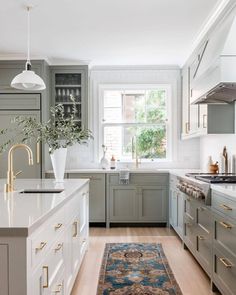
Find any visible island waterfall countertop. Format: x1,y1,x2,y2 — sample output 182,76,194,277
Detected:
0,178,89,237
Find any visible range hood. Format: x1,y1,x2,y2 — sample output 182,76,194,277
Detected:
191,12,236,104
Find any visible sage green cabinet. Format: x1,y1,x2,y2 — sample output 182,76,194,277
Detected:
0,94,42,178
138,186,167,222
107,173,168,226
68,173,106,223
50,66,88,128
109,185,137,221
169,175,184,238
183,195,212,277
211,189,236,295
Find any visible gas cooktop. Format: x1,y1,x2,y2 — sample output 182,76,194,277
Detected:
186,173,236,183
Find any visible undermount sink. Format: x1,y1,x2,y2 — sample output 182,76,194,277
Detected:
19,189,64,194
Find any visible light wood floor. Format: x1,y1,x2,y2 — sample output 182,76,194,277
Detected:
71,227,217,295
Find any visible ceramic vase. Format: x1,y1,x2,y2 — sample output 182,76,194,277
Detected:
100,151,109,169
50,148,67,182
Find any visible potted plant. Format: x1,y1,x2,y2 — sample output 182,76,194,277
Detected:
15,95,92,182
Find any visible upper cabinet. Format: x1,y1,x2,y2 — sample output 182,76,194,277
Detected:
181,11,236,139
50,66,88,128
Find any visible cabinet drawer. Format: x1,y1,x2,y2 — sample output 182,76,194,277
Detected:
214,213,236,256
213,245,236,295
184,196,196,221
184,216,197,250
212,191,236,220
108,173,168,185
30,207,65,269
196,227,212,275
196,205,212,233
0,93,40,109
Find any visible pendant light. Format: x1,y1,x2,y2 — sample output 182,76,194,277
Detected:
11,6,46,91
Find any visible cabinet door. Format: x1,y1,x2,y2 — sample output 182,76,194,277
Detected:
138,186,167,222
181,66,189,136
0,110,42,178
69,173,106,222
176,192,184,237
109,186,137,221
0,245,9,295
169,188,178,228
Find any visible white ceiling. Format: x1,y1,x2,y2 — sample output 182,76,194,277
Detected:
0,0,225,66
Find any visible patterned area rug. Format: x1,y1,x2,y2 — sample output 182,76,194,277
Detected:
97,243,183,295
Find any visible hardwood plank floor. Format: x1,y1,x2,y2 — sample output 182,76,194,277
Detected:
71,227,217,295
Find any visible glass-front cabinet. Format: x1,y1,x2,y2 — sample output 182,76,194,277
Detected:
50,66,88,128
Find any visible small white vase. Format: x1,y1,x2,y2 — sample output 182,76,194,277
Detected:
100,152,109,169
50,148,67,182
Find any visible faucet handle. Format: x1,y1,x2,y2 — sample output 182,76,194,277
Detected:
14,170,22,179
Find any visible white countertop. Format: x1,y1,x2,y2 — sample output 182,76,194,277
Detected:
0,179,89,237
211,184,236,200
46,168,200,175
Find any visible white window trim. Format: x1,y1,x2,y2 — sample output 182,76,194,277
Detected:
98,84,172,163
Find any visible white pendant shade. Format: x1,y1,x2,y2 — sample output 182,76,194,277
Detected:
11,69,46,90
11,6,46,91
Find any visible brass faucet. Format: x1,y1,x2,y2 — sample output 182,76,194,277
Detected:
132,136,141,168
4,144,34,192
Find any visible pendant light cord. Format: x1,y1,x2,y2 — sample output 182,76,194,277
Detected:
26,6,31,70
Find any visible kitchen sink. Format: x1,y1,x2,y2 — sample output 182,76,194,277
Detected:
19,189,64,194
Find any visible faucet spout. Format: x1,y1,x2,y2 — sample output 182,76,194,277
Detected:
5,143,34,192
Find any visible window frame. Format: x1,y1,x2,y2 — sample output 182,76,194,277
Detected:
98,84,172,163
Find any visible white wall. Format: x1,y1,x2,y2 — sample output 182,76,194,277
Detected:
64,66,200,169
200,134,236,172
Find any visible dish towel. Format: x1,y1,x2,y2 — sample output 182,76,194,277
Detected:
119,169,130,184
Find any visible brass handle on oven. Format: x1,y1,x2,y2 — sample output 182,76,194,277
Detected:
52,283,63,293
220,204,233,211
54,243,63,252
203,114,207,128
36,142,40,164
42,266,49,288
73,221,78,237
219,257,233,268
54,223,63,230
219,221,232,229
35,242,47,252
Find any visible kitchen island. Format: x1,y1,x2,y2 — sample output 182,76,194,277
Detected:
0,179,89,295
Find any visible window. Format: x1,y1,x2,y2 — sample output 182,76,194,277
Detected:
100,85,171,162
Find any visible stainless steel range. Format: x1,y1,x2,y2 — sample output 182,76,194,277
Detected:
177,176,211,204
177,173,236,205
185,172,236,183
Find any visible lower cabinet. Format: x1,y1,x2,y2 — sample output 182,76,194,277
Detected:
67,173,106,223
212,209,236,295
169,175,184,238
183,194,212,277
107,173,168,226
0,183,89,295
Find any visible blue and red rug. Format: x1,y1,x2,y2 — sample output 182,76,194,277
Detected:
97,243,182,295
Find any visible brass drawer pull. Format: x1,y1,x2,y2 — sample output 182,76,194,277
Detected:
219,221,232,229
73,221,78,237
186,222,192,227
42,266,49,288
54,223,63,230
54,243,63,252
220,204,233,211
53,283,63,293
219,257,233,268
198,235,205,240
35,242,47,252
